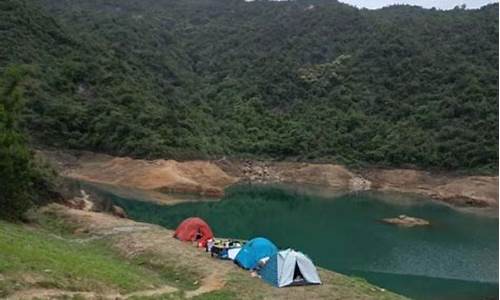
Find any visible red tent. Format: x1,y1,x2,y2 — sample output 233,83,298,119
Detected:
173,217,214,247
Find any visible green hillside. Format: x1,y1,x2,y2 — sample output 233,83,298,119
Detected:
2,0,498,170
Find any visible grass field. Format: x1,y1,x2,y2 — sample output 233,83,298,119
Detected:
0,221,171,297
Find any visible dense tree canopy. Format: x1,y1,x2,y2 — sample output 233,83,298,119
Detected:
1,0,498,171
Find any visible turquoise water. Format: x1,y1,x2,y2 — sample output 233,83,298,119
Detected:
85,183,499,300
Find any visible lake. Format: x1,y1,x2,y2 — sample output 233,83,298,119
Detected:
83,182,499,300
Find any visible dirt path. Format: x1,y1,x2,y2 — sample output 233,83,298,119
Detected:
7,285,179,300
185,272,226,298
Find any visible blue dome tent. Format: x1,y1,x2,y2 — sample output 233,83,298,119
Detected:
234,237,278,269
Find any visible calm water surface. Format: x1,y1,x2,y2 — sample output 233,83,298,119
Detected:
84,183,499,300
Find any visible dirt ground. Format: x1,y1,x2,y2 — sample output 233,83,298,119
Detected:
39,150,498,207
40,150,238,198
15,204,406,300
360,169,498,207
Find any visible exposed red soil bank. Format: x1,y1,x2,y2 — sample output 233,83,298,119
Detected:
40,150,498,207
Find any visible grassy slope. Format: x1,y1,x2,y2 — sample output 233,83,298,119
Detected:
0,207,407,299
0,221,167,297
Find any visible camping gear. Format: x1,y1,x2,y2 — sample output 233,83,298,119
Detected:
234,237,278,269
173,217,214,247
227,247,241,260
260,249,321,287
206,238,215,252
209,239,246,260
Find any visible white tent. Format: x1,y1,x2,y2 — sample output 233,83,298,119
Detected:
260,249,321,287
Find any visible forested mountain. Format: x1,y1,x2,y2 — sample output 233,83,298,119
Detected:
1,0,498,171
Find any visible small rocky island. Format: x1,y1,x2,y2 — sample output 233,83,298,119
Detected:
382,215,430,227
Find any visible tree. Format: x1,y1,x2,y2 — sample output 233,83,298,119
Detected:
0,66,41,220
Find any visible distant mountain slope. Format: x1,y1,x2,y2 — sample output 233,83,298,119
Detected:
2,0,498,170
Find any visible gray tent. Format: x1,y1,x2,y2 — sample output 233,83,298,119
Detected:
260,249,321,287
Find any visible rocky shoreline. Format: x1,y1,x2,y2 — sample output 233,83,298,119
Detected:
39,150,498,208
216,159,498,208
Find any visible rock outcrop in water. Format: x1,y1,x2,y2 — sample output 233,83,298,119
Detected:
111,205,127,218
382,215,430,227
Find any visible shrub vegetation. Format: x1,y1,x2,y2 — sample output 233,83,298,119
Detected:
1,0,498,171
